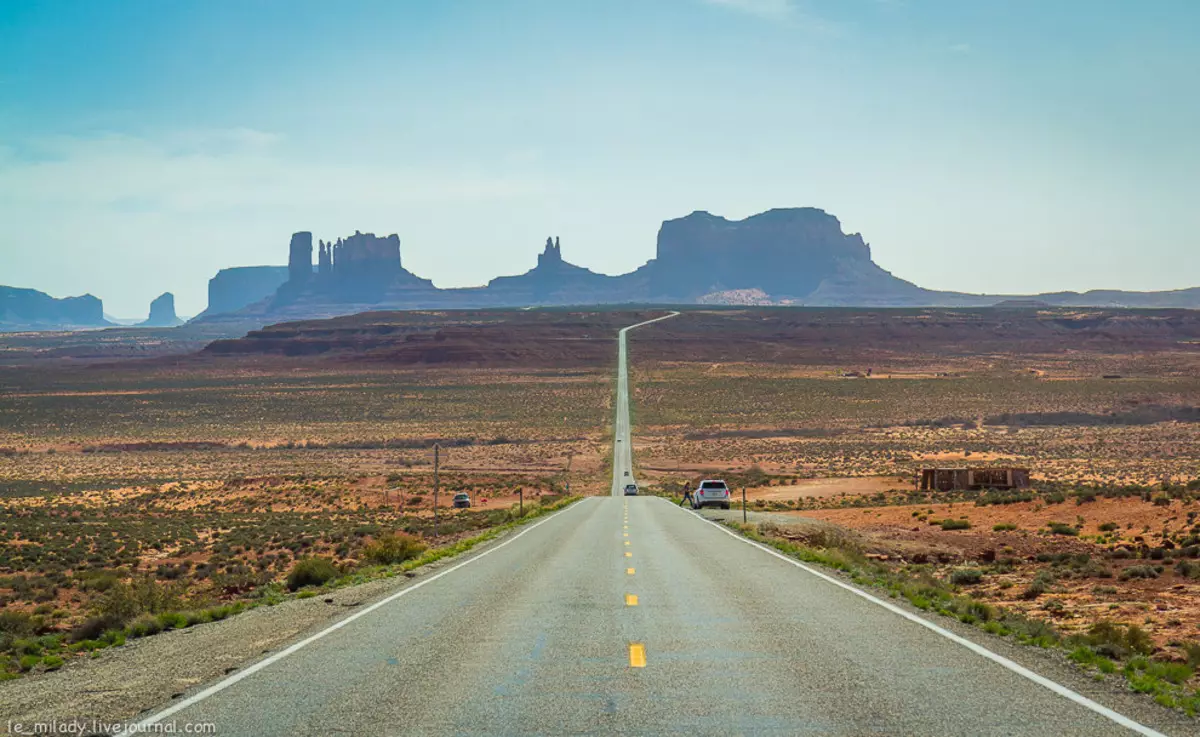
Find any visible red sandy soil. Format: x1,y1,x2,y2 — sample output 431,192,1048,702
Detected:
797,496,1196,544
745,476,908,501
788,496,1200,645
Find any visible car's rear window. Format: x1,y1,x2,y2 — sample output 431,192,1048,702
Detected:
700,481,727,489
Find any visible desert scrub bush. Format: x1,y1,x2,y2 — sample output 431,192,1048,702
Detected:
949,568,984,586
0,611,37,639
1069,646,1118,674
939,518,971,531
363,533,428,565
1119,564,1160,581
1098,522,1120,532
126,614,163,638
286,557,339,591
1046,522,1078,536
1077,621,1156,659
1021,569,1057,600
992,523,1018,532
1175,560,1200,579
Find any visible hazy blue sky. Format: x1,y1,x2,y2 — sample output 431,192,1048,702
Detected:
2,0,1198,316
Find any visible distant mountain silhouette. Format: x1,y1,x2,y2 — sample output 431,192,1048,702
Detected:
0,286,109,332
14,206,1183,331
196,266,290,320
191,210,1200,324
140,292,183,327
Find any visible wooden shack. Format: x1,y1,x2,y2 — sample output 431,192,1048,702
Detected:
920,467,1030,491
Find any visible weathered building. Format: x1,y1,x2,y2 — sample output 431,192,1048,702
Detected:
920,467,1031,491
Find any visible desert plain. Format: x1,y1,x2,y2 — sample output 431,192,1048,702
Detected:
2,306,1199,712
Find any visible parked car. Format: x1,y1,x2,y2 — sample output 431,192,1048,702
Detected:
623,483,638,496
692,479,730,509
452,492,471,508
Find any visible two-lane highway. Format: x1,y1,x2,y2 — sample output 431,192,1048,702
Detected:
611,312,679,496
127,314,1186,736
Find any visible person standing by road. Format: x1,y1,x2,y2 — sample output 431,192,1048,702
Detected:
680,481,694,507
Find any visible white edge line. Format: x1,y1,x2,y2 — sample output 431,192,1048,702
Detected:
664,499,1169,737
121,498,594,733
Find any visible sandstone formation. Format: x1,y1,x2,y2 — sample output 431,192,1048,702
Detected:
200,266,290,319
192,209,1200,326
140,292,183,327
650,208,922,302
287,232,314,284
466,236,645,306
268,231,436,315
0,286,108,331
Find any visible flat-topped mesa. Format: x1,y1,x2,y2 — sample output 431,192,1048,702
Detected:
0,286,108,330
329,231,403,280
200,266,290,319
651,207,875,299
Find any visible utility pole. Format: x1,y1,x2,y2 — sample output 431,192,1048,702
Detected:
433,443,440,538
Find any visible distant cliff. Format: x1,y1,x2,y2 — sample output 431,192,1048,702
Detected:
474,237,645,305
194,209,1200,324
0,286,109,331
268,230,436,314
651,208,866,298
140,292,183,327
200,266,290,319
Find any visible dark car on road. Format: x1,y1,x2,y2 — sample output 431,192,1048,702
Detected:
623,483,638,496
452,492,471,508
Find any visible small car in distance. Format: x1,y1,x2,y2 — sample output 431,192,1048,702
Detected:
623,483,638,496
452,492,472,508
692,479,731,509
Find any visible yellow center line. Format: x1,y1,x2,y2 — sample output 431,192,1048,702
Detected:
624,551,632,557
626,567,635,575
624,541,630,546
629,643,646,668
625,593,639,606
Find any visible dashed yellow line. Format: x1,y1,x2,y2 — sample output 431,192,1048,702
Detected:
624,551,632,557
626,567,635,575
625,593,639,606
624,540,630,546
628,643,646,668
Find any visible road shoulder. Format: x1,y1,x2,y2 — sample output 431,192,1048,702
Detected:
0,498,592,726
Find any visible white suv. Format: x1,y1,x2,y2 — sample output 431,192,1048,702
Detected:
693,479,730,509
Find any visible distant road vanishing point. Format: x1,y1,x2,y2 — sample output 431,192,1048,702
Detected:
124,312,1182,736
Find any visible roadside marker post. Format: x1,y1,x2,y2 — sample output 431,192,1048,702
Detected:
433,443,440,538
518,488,524,516
742,487,746,523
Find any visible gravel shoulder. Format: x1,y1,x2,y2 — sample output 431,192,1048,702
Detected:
0,518,549,726
695,505,1199,736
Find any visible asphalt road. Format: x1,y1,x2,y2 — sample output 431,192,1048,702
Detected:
611,312,679,497
127,315,1188,736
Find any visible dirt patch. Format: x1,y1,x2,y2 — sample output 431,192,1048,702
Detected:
789,496,1200,647
745,476,907,501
